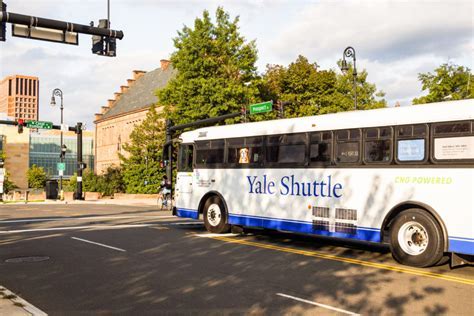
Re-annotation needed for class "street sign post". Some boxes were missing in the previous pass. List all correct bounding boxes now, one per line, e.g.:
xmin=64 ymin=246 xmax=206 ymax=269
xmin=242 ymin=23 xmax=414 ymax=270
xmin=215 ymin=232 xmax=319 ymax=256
xmin=26 ymin=120 xmax=53 ymax=129
xmin=249 ymin=101 xmax=273 ymax=115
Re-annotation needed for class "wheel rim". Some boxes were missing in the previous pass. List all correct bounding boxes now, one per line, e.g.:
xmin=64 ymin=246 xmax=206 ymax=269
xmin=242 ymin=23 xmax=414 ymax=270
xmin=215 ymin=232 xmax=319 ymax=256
xmin=207 ymin=204 xmax=222 ymax=227
xmin=398 ymin=221 xmax=429 ymax=255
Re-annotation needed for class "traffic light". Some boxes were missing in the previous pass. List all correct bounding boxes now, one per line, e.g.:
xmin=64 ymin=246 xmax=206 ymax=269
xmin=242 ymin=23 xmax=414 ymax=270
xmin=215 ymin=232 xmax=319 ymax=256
xmin=91 ymin=19 xmax=116 ymax=57
xmin=241 ymin=106 xmax=247 ymax=123
xmin=17 ymin=119 xmax=24 ymax=134
xmin=274 ymin=101 xmax=284 ymax=119
xmin=0 ymin=3 xmax=6 ymax=42
xmin=60 ymin=144 xmax=67 ymax=159
xmin=91 ymin=33 xmax=104 ymax=54
xmin=105 ymin=37 xmax=116 ymax=57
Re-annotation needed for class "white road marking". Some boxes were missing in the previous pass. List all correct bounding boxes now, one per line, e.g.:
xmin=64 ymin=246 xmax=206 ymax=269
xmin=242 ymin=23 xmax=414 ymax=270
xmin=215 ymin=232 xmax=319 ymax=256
xmin=168 ymin=222 xmax=203 ymax=225
xmin=0 ymin=224 xmax=153 ymax=234
xmin=194 ymin=233 xmax=240 ymax=237
xmin=0 ymin=215 xmax=176 ymax=224
xmin=276 ymin=293 xmax=360 ymax=316
xmin=71 ymin=237 xmax=126 ymax=252
xmin=0 ymin=285 xmax=47 ymax=316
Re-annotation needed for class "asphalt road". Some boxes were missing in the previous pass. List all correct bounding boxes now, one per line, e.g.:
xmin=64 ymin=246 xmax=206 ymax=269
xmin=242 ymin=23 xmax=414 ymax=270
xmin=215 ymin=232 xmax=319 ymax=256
xmin=0 ymin=204 xmax=472 ymax=315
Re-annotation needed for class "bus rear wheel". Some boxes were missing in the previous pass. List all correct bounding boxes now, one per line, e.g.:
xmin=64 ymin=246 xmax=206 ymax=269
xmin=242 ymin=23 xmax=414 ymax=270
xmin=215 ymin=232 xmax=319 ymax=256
xmin=203 ymin=196 xmax=231 ymax=234
xmin=389 ymin=208 xmax=444 ymax=267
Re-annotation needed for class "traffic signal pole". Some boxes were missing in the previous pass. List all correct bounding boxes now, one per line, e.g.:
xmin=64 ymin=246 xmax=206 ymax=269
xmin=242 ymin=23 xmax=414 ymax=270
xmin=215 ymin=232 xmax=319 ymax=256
xmin=74 ymin=122 xmax=84 ymax=200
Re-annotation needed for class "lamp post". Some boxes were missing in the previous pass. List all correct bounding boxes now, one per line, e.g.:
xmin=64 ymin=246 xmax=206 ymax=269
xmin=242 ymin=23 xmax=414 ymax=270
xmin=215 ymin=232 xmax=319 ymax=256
xmin=50 ymin=88 xmax=64 ymax=199
xmin=340 ymin=46 xmax=358 ymax=110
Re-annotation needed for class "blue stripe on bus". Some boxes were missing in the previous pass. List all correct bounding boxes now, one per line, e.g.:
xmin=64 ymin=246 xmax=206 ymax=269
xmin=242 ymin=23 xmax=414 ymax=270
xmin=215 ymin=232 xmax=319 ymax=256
xmin=228 ymin=213 xmax=381 ymax=242
xmin=176 ymin=208 xmax=199 ymax=219
xmin=448 ymin=238 xmax=474 ymax=255
xmin=175 ymin=209 xmax=474 ymax=255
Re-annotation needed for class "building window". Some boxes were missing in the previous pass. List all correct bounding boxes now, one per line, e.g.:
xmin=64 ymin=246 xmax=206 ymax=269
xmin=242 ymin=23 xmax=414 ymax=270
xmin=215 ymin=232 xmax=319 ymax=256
xmin=8 ymin=79 xmax=12 ymax=96
xmin=16 ymin=78 xmax=19 ymax=94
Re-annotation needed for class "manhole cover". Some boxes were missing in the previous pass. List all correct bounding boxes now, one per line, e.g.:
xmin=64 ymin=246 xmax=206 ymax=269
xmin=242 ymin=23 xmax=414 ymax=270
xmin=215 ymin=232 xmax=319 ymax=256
xmin=5 ymin=256 xmax=50 ymax=263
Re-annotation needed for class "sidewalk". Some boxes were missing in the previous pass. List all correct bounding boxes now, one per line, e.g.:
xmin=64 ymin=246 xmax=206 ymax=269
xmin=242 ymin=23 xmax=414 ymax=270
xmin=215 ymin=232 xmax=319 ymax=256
xmin=3 ymin=198 xmax=162 ymax=206
xmin=0 ymin=286 xmax=46 ymax=315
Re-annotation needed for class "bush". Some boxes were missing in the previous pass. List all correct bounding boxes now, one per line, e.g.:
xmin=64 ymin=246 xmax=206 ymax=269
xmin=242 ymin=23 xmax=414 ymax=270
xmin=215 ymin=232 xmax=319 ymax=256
xmin=65 ymin=167 xmax=124 ymax=196
xmin=99 ymin=167 xmax=124 ymax=196
xmin=27 ymin=165 xmax=47 ymax=189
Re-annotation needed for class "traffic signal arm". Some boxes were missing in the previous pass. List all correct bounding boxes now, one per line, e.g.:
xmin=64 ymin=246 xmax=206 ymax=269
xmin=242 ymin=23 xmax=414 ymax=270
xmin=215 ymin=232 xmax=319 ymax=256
xmin=0 ymin=11 xmax=124 ymax=39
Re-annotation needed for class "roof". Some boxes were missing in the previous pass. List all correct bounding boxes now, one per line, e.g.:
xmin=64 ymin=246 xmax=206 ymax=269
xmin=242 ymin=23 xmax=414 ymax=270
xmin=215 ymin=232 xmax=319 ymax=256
xmin=100 ymin=65 xmax=176 ymax=120
xmin=180 ymin=99 xmax=474 ymax=143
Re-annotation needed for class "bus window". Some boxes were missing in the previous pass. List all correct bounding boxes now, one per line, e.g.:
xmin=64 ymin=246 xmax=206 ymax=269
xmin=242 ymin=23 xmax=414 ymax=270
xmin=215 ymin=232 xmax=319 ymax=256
xmin=310 ymin=131 xmax=332 ymax=165
xmin=432 ymin=120 xmax=474 ymax=162
xmin=364 ymin=127 xmax=392 ymax=163
xmin=195 ymin=140 xmax=225 ymax=167
xmin=266 ymin=133 xmax=306 ymax=165
xmin=335 ymin=129 xmax=360 ymax=164
xmin=178 ymin=144 xmax=194 ymax=172
xmin=227 ymin=137 xmax=264 ymax=166
xmin=396 ymin=124 xmax=428 ymax=163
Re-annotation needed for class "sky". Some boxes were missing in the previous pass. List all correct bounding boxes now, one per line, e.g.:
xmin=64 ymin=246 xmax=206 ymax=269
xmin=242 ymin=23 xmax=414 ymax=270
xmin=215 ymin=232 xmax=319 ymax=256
xmin=0 ymin=0 xmax=472 ymax=130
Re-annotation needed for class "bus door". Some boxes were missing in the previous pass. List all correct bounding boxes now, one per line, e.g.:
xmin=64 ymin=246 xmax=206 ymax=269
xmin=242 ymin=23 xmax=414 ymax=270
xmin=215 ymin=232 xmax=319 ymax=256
xmin=177 ymin=144 xmax=194 ymax=194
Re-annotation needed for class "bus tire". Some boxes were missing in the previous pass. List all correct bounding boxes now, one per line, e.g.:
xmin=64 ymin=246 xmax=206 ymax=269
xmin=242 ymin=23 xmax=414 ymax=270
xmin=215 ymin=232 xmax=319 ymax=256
xmin=389 ymin=208 xmax=444 ymax=267
xmin=203 ymin=196 xmax=231 ymax=234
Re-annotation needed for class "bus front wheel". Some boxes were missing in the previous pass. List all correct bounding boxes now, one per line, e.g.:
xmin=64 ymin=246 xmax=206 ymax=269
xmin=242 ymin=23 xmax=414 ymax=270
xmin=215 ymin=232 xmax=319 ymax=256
xmin=203 ymin=196 xmax=231 ymax=234
xmin=389 ymin=208 xmax=444 ymax=267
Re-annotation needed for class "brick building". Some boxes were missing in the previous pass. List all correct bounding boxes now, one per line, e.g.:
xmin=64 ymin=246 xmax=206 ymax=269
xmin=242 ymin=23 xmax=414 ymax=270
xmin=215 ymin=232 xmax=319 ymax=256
xmin=0 ymin=75 xmax=39 ymax=121
xmin=94 ymin=60 xmax=175 ymax=174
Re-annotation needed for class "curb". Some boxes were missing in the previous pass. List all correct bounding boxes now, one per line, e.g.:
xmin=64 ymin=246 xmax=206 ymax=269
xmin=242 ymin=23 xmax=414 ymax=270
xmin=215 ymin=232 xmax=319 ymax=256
xmin=0 ymin=286 xmax=47 ymax=315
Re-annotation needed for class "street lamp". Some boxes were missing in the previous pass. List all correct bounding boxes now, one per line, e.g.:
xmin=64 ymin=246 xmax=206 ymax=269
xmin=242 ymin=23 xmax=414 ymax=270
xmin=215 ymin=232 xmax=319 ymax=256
xmin=50 ymin=88 xmax=64 ymax=200
xmin=341 ymin=46 xmax=358 ymax=110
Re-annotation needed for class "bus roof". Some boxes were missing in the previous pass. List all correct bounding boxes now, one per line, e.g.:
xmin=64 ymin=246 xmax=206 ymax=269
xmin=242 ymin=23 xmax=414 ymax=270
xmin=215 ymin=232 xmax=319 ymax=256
xmin=180 ymin=99 xmax=474 ymax=143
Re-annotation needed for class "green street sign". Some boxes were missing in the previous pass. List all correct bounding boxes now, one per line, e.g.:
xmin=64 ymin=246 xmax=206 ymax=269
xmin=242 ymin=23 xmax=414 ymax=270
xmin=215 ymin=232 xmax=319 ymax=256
xmin=26 ymin=120 xmax=53 ymax=129
xmin=57 ymin=162 xmax=66 ymax=171
xmin=249 ymin=101 xmax=273 ymax=115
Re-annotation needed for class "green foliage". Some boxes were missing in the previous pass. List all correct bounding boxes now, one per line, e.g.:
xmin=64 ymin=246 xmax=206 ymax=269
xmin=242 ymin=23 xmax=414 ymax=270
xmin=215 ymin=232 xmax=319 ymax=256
xmin=413 ymin=63 xmax=474 ymax=104
xmin=157 ymin=7 xmax=259 ymax=126
xmin=258 ymin=55 xmax=386 ymax=119
xmin=65 ymin=167 xmax=124 ymax=196
xmin=3 ymin=172 xmax=18 ymax=194
xmin=100 ymin=166 xmax=125 ymax=196
xmin=120 ymin=105 xmax=166 ymax=194
xmin=27 ymin=164 xmax=47 ymax=189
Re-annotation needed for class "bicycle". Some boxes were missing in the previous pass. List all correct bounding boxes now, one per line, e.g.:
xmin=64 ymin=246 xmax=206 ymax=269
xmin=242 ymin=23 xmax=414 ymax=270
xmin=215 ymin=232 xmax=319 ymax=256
xmin=157 ymin=190 xmax=172 ymax=211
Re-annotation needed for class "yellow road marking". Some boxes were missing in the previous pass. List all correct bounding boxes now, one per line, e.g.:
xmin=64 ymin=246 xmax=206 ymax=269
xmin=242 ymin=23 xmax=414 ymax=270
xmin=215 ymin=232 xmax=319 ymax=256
xmin=210 ymin=236 xmax=474 ymax=286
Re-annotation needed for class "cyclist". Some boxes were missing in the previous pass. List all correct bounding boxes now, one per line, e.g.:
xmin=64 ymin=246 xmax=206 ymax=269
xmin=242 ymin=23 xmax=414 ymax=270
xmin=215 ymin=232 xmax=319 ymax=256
xmin=159 ymin=175 xmax=172 ymax=207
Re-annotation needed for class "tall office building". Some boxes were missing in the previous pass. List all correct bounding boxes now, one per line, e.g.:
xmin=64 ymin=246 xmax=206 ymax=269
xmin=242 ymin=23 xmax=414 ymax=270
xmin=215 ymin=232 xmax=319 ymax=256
xmin=0 ymin=75 xmax=39 ymax=121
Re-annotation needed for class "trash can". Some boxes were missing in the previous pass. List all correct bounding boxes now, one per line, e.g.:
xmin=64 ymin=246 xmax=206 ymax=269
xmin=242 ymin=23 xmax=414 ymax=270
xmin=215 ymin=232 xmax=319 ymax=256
xmin=45 ymin=180 xmax=59 ymax=200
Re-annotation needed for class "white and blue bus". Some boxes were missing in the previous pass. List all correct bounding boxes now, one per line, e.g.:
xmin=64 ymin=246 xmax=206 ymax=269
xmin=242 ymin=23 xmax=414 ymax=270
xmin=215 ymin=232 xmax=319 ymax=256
xmin=173 ymin=100 xmax=473 ymax=267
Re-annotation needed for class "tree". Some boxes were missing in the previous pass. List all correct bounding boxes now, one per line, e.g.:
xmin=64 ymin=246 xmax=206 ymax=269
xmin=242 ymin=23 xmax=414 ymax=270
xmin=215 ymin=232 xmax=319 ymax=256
xmin=258 ymin=55 xmax=386 ymax=118
xmin=27 ymin=164 xmax=47 ymax=189
xmin=413 ymin=63 xmax=474 ymax=104
xmin=157 ymin=7 xmax=259 ymax=126
xmin=120 ymin=105 xmax=166 ymax=194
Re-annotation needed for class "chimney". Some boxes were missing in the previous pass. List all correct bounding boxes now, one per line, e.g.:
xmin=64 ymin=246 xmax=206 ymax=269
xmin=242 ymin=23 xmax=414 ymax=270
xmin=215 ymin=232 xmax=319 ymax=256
xmin=101 ymin=106 xmax=110 ymax=114
xmin=114 ymin=92 xmax=122 ymax=101
xmin=94 ymin=113 xmax=103 ymax=121
xmin=127 ymin=79 xmax=135 ymax=87
xmin=107 ymin=99 xmax=115 ymax=107
xmin=120 ymin=85 xmax=129 ymax=94
xmin=132 ymin=70 xmax=146 ymax=80
xmin=160 ymin=59 xmax=171 ymax=71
